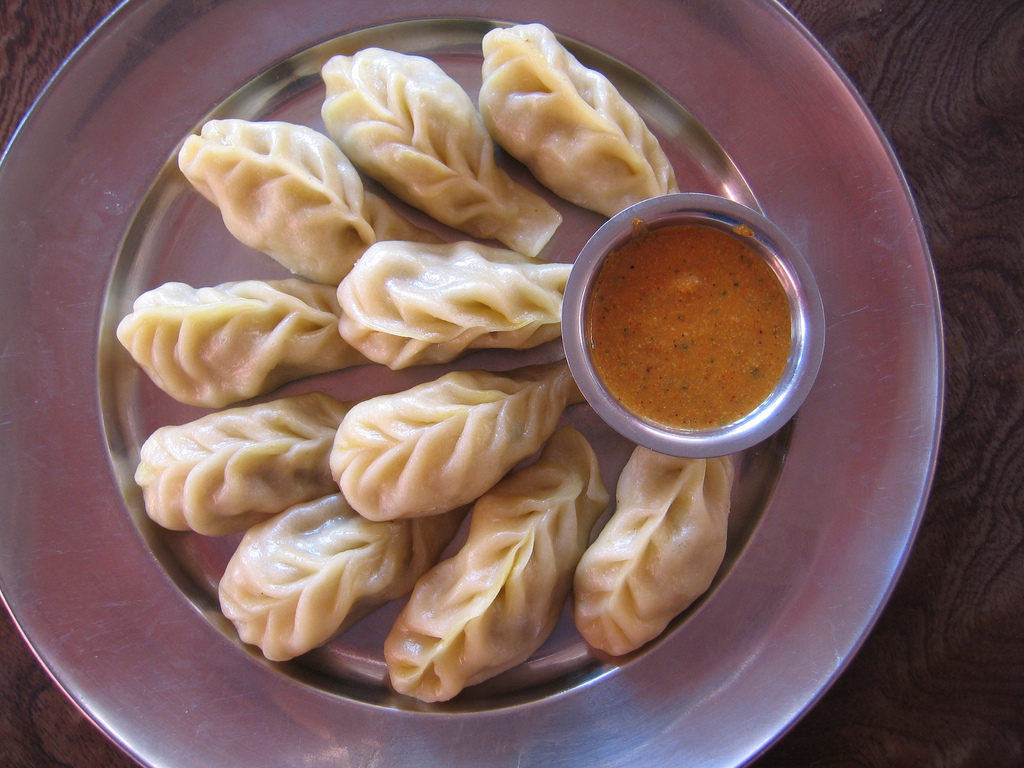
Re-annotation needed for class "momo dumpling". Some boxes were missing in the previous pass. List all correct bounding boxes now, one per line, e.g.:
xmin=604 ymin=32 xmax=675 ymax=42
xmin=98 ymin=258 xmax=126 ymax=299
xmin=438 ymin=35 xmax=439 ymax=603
xmin=116 ymin=279 xmax=365 ymax=408
xmin=330 ymin=361 xmax=584 ymax=521
xmin=337 ymin=240 xmax=571 ymax=369
xmin=321 ymin=49 xmax=562 ymax=257
xmin=219 ymin=493 xmax=465 ymax=661
xmin=573 ymin=448 xmax=735 ymax=656
xmin=135 ymin=392 xmax=350 ymax=536
xmin=178 ymin=119 xmax=439 ymax=284
xmin=479 ymin=23 xmax=678 ymax=217
xmin=385 ymin=426 xmax=609 ymax=702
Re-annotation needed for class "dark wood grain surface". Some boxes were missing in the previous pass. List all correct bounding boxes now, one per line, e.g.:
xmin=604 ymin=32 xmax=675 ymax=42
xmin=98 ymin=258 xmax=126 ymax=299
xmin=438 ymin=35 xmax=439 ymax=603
xmin=2 ymin=0 xmax=1022 ymax=765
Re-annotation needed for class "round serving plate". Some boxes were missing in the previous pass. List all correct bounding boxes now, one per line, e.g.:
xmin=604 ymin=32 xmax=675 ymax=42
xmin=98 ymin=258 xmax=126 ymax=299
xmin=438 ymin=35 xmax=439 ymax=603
xmin=0 ymin=1 xmax=942 ymax=767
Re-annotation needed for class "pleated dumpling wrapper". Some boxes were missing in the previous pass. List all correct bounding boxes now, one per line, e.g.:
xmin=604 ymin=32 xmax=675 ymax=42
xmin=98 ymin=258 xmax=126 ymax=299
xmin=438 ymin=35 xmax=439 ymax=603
xmin=384 ymin=426 xmax=609 ymax=702
xmin=135 ymin=392 xmax=351 ymax=536
xmin=116 ymin=279 xmax=365 ymax=408
xmin=336 ymin=240 xmax=571 ymax=369
xmin=178 ymin=119 xmax=439 ymax=285
xmin=219 ymin=493 xmax=466 ymax=661
xmin=479 ymin=23 xmax=678 ymax=217
xmin=330 ymin=360 xmax=584 ymax=521
xmin=574 ymin=448 xmax=735 ymax=656
xmin=321 ymin=48 xmax=562 ymax=257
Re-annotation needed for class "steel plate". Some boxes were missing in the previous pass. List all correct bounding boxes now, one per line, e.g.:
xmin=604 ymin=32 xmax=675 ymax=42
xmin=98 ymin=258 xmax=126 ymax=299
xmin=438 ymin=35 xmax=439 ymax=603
xmin=0 ymin=1 xmax=942 ymax=766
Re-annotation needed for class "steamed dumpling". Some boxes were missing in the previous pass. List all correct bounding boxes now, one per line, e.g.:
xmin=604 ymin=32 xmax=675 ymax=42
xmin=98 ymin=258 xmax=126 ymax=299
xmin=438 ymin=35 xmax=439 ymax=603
xmin=178 ymin=119 xmax=439 ymax=284
xmin=573 ymin=448 xmax=735 ymax=656
xmin=336 ymin=240 xmax=571 ymax=369
xmin=385 ymin=426 xmax=609 ymax=701
xmin=135 ymin=392 xmax=350 ymax=536
xmin=330 ymin=361 xmax=584 ymax=521
xmin=321 ymin=49 xmax=562 ymax=257
xmin=219 ymin=493 xmax=466 ymax=661
xmin=116 ymin=279 xmax=365 ymax=408
xmin=479 ymin=23 xmax=678 ymax=217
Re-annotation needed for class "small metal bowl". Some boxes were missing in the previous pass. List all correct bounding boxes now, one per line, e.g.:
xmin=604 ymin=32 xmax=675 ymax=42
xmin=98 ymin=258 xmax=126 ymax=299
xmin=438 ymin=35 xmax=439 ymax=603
xmin=563 ymin=193 xmax=825 ymax=458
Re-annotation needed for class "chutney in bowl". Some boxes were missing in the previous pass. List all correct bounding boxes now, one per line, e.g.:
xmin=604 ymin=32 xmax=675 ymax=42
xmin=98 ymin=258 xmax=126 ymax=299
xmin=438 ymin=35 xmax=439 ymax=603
xmin=563 ymin=193 xmax=825 ymax=458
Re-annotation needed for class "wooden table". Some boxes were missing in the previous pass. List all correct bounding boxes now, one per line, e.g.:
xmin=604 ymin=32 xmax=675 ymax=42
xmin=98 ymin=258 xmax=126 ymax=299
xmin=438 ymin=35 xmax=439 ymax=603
xmin=2 ymin=0 xmax=1022 ymax=765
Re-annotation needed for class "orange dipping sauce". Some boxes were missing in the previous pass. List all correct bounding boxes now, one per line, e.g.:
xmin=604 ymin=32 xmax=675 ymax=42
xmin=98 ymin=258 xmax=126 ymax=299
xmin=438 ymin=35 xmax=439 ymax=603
xmin=587 ymin=223 xmax=791 ymax=430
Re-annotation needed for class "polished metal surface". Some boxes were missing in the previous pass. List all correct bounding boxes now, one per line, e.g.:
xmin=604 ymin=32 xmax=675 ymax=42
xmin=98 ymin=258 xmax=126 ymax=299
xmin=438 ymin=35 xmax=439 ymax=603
xmin=563 ymin=193 xmax=825 ymax=458
xmin=0 ymin=1 xmax=942 ymax=767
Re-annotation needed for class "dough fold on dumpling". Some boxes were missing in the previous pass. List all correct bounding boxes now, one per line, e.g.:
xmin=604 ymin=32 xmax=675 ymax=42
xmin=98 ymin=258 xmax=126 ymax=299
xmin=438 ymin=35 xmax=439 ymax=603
xmin=573 ymin=448 xmax=735 ymax=656
xmin=219 ymin=493 xmax=466 ymax=661
xmin=321 ymin=49 xmax=562 ymax=257
xmin=479 ymin=23 xmax=678 ymax=217
xmin=336 ymin=240 xmax=570 ymax=369
xmin=384 ymin=426 xmax=609 ymax=702
xmin=178 ymin=119 xmax=439 ymax=285
xmin=330 ymin=360 xmax=584 ymax=521
xmin=116 ymin=279 xmax=365 ymax=408
xmin=135 ymin=392 xmax=350 ymax=536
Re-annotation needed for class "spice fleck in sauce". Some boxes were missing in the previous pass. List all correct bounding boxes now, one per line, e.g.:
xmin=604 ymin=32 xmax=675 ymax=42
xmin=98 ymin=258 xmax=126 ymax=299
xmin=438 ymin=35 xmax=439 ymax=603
xmin=588 ymin=223 xmax=791 ymax=429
